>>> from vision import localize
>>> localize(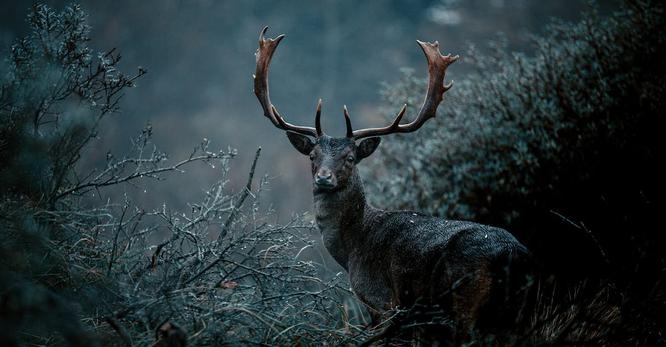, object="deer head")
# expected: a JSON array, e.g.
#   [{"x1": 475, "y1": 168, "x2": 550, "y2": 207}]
[{"x1": 253, "y1": 27, "x2": 458, "y2": 193}]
